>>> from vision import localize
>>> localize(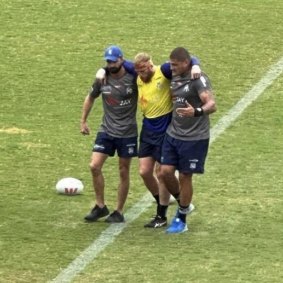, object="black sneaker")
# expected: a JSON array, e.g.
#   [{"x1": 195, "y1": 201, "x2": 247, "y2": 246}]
[
  {"x1": 105, "y1": 210, "x2": 125, "y2": 223},
  {"x1": 144, "y1": 215, "x2": 167, "y2": 228},
  {"x1": 84, "y1": 205, "x2": 109, "y2": 222}
]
